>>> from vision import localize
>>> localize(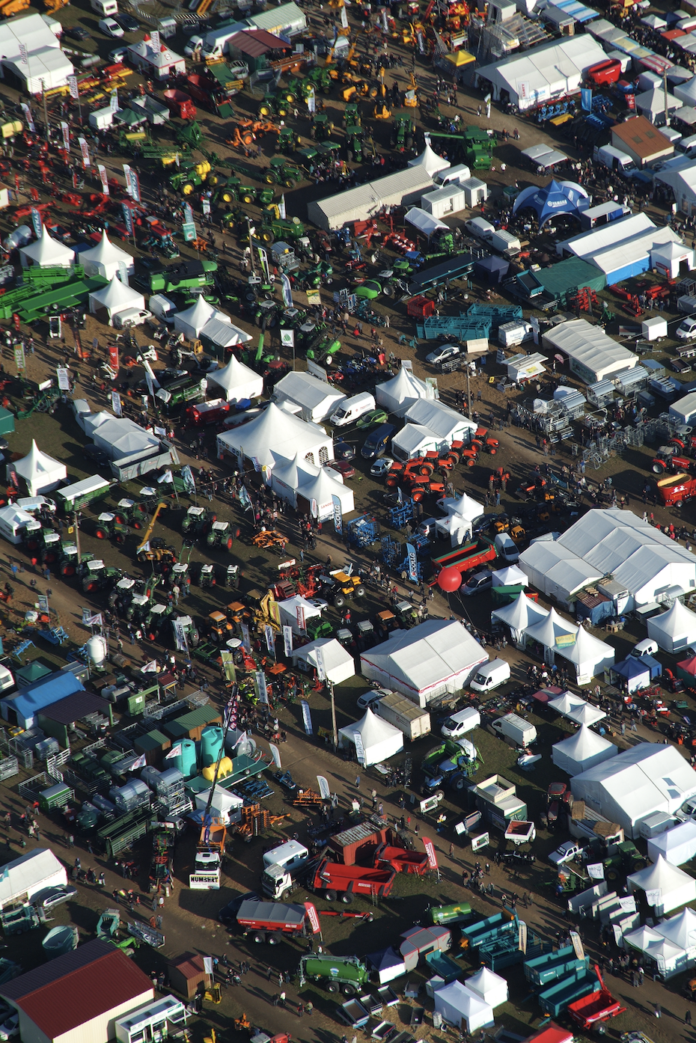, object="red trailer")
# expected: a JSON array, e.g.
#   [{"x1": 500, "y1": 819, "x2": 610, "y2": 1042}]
[
  {"x1": 185, "y1": 399, "x2": 231, "y2": 427},
  {"x1": 163, "y1": 89, "x2": 196, "y2": 120},
  {"x1": 310, "y1": 859, "x2": 396, "y2": 902},
  {"x1": 235, "y1": 899, "x2": 320, "y2": 943},
  {"x1": 586, "y1": 59, "x2": 622, "y2": 85},
  {"x1": 374, "y1": 844, "x2": 429, "y2": 875},
  {"x1": 567, "y1": 967, "x2": 625, "y2": 1028}
]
